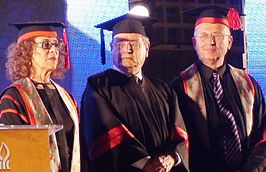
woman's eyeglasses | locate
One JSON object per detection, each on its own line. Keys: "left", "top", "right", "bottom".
{"left": 34, "top": 39, "right": 65, "bottom": 50}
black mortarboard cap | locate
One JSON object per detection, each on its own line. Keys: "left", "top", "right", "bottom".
{"left": 183, "top": 5, "right": 242, "bottom": 30}
{"left": 11, "top": 21, "right": 70, "bottom": 70}
{"left": 11, "top": 21, "right": 66, "bottom": 43}
{"left": 95, "top": 13, "right": 156, "bottom": 64}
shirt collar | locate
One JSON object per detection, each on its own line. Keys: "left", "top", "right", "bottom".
{"left": 112, "top": 65, "right": 143, "bottom": 80}
{"left": 31, "top": 79, "right": 55, "bottom": 89}
{"left": 197, "top": 60, "right": 227, "bottom": 81}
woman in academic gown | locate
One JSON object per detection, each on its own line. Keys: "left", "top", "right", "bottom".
{"left": 0, "top": 22, "right": 80, "bottom": 172}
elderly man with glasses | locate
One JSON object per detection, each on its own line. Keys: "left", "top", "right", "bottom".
{"left": 170, "top": 5, "right": 266, "bottom": 172}
{"left": 80, "top": 14, "right": 189, "bottom": 172}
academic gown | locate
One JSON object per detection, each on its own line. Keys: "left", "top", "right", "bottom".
{"left": 0, "top": 82, "right": 75, "bottom": 172}
{"left": 170, "top": 61, "right": 266, "bottom": 172}
{"left": 80, "top": 69, "right": 188, "bottom": 172}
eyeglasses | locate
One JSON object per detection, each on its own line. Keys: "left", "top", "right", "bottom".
{"left": 34, "top": 39, "right": 65, "bottom": 50}
{"left": 194, "top": 33, "right": 230, "bottom": 42}
{"left": 116, "top": 41, "right": 140, "bottom": 49}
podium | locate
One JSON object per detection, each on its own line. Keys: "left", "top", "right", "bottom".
{"left": 0, "top": 125, "right": 63, "bottom": 172}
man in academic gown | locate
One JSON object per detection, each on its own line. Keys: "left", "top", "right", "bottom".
{"left": 80, "top": 14, "right": 188, "bottom": 172}
{"left": 170, "top": 5, "right": 266, "bottom": 172}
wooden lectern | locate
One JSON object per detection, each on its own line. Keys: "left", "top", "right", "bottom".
{"left": 0, "top": 125, "right": 63, "bottom": 172}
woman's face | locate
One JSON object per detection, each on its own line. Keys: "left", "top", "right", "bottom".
{"left": 31, "top": 36, "right": 61, "bottom": 74}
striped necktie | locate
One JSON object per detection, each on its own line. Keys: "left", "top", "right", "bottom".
{"left": 211, "top": 72, "right": 242, "bottom": 163}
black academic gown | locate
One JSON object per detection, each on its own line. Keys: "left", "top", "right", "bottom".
{"left": 170, "top": 61, "right": 266, "bottom": 172}
{"left": 80, "top": 69, "right": 188, "bottom": 172}
{"left": 0, "top": 83, "right": 75, "bottom": 172}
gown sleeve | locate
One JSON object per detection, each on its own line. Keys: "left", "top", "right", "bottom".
{"left": 0, "top": 87, "right": 29, "bottom": 125}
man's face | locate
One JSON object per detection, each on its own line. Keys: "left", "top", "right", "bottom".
{"left": 111, "top": 33, "right": 149, "bottom": 75}
{"left": 192, "top": 23, "right": 233, "bottom": 69}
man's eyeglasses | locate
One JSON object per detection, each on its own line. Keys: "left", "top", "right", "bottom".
{"left": 194, "top": 33, "right": 230, "bottom": 42}
{"left": 116, "top": 41, "right": 140, "bottom": 49}
{"left": 34, "top": 39, "right": 65, "bottom": 50}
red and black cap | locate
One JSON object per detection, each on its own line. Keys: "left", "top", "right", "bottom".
{"left": 12, "top": 21, "right": 65, "bottom": 43}
{"left": 183, "top": 5, "right": 243, "bottom": 30}
{"left": 95, "top": 13, "right": 156, "bottom": 64}
{"left": 11, "top": 21, "right": 70, "bottom": 70}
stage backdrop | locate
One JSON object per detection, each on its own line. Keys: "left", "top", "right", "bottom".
{"left": 0, "top": 0, "right": 265, "bottom": 106}
{"left": 66, "top": 0, "right": 128, "bottom": 105}
{"left": 246, "top": 0, "right": 266, "bottom": 97}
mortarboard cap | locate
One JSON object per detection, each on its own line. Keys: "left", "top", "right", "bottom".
{"left": 12, "top": 21, "right": 65, "bottom": 43}
{"left": 11, "top": 21, "right": 70, "bottom": 70}
{"left": 183, "top": 5, "right": 242, "bottom": 30}
{"left": 95, "top": 13, "right": 156, "bottom": 64}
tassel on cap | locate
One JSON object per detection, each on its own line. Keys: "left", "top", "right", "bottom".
{"left": 63, "top": 27, "right": 70, "bottom": 70}
{"left": 227, "top": 8, "right": 242, "bottom": 30}
{"left": 100, "top": 28, "right": 106, "bottom": 65}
